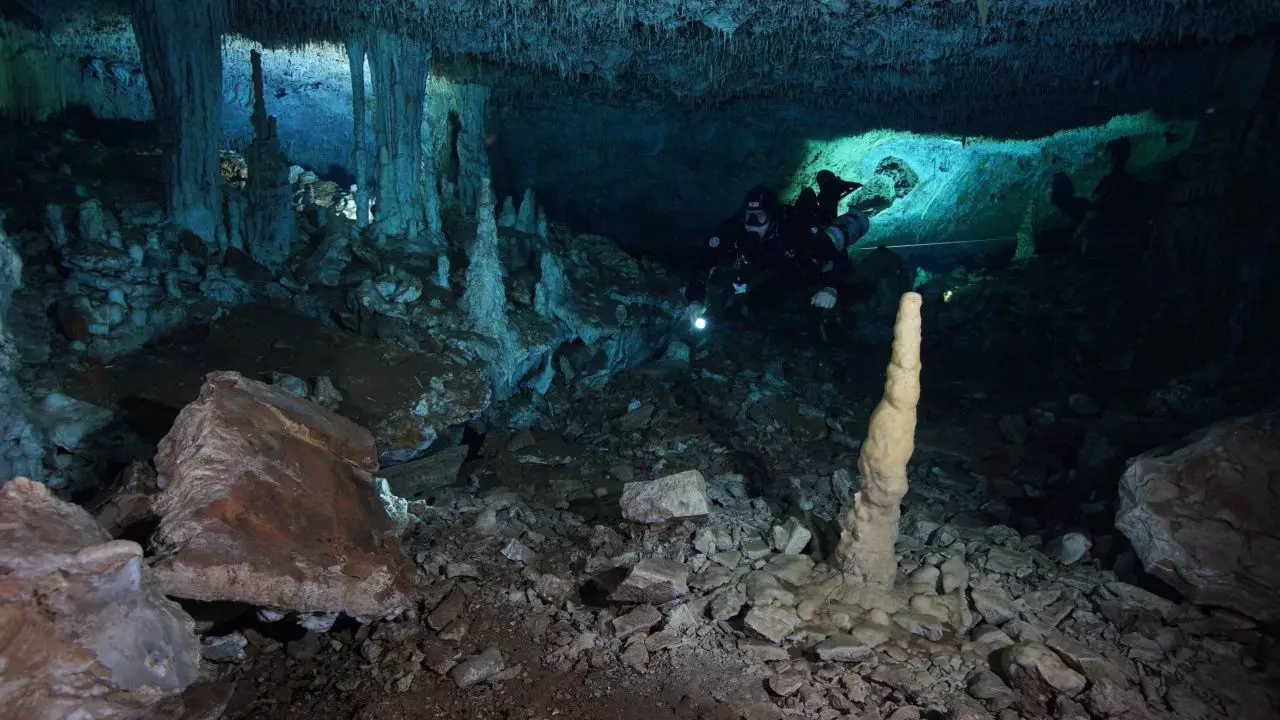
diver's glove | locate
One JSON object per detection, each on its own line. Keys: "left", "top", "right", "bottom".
{"left": 810, "top": 287, "right": 838, "bottom": 310}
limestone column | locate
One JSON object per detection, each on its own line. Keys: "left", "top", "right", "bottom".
{"left": 455, "top": 84, "right": 491, "bottom": 216}
{"left": 243, "top": 50, "right": 294, "bottom": 274}
{"left": 366, "top": 30, "right": 431, "bottom": 251}
{"left": 131, "top": 0, "right": 226, "bottom": 246}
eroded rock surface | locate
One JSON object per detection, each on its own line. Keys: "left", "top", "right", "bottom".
{"left": 0, "top": 477, "right": 199, "bottom": 719}
{"left": 149, "top": 371, "right": 416, "bottom": 618}
{"left": 1116, "top": 410, "right": 1280, "bottom": 622}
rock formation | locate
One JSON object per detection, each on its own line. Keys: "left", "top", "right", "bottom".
{"left": 0, "top": 477, "right": 200, "bottom": 719}
{"left": 835, "top": 292, "right": 923, "bottom": 587}
{"left": 1116, "top": 409, "right": 1280, "bottom": 622}
{"left": 148, "top": 371, "right": 416, "bottom": 619}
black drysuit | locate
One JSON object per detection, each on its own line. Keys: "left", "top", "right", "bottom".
{"left": 686, "top": 208, "right": 849, "bottom": 309}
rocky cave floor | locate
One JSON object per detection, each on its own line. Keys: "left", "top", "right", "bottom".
{"left": 7, "top": 119, "right": 1280, "bottom": 720}
{"left": 59, "top": 264, "right": 1280, "bottom": 720}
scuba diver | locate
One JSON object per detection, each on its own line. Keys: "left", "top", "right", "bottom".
{"left": 815, "top": 170, "right": 863, "bottom": 224}
{"left": 684, "top": 184, "right": 871, "bottom": 335}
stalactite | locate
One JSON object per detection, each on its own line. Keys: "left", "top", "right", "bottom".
{"left": 366, "top": 30, "right": 431, "bottom": 251}
{"left": 242, "top": 49, "right": 295, "bottom": 275}
{"left": 132, "top": 0, "right": 226, "bottom": 246}
{"left": 346, "top": 39, "right": 370, "bottom": 229}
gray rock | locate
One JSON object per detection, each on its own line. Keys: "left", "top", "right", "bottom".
{"left": 709, "top": 584, "right": 747, "bottom": 620}
{"left": 738, "top": 638, "right": 789, "bottom": 662}
{"left": 771, "top": 517, "right": 812, "bottom": 555}
{"left": 814, "top": 626, "right": 887, "bottom": 662}
{"left": 767, "top": 672, "right": 806, "bottom": 696}
{"left": 612, "top": 605, "right": 662, "bottom": 639}
{"left": 620, "top": 470, "right": 709, "bottom": 523}
{"left": 893, "top": 612, "right": 946, "bottom": 641}
{"left": 984, "top": 547, "right": 1034, "bottom": 577}
{"left": 376, "top": 445, "right": 469, "bottom": 500}
{"left": 741, "top": 538, "right": 772, "bottom": 560}
{"left": 1045, "top": 532, "right": 1091, "bottom": 565}
{"left": 449, "top": 647, "right": 505, "bottom": 688}
{"left": 970, "top": 585, "right": 1017, "bottom": 625}
{"left": 609, "top": 558, "right": 689, "bottom": 604}
{"left": 201, "top": 633, "right": 247, "bottom": 663}
{"left": 500, "top": 539, "right": 536, "bottom": 565}
{"left": 763, "top": 553, "right": 814, "bottom": 586}
{"left": 744, "top": 605, "right": 799, "bottom": 644}
{"left": 997, "top": 642, "right": 1086, "bottom": 712}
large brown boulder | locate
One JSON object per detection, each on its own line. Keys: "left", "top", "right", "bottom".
{"left": 0, "top": 477, "right": 200, "bottom": 719}
{"left": 149, "top": 371, "right": 415, "bottom": 619}
{"left": 1115, "top": 410, "right": 1280, "bottom": 622}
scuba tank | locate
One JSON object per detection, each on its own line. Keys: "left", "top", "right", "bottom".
{"left": 823, "top": 209, "right": 870, "bottom": 251}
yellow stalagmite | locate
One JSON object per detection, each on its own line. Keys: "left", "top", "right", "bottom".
{"left": 835, "top": 292, "right": 923, "bottom": 588}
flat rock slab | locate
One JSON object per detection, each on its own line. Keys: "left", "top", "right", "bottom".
{"left": 149, "top": 371, "right": 415, "bottom": 618}
{"left": 0, "top": 477, "right": 200, "bottom": 719}
{"left": 1116, "top": 410, "right": 1280, "bottom": 623}
{"left": 620, "top": 470, "right": 710, "bottom": 524}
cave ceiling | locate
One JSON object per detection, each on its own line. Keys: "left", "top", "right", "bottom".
{"left": 10, "top": 0, "right": 1280, "bottom": 135}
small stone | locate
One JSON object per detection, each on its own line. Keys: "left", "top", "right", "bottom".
{"left": 739, "top": 638, "right": 790, "bottom": 662}
{"left": 428, "top": 587, "right": 466, "bottom": 630}
{"left": 439, "top": 619, "right": 469, "bottom": 643}
{"left": 612, "top": 605, "right": 662, "bottom": 639}
{"left": 449, "top": 647, "right": 505, "bottom": 688}
{"left": 620, "top": 641, "right": 650, "bottom": 670}
{"left": 814, "top": 626, "right": 887, "bottom": 662}
{"left": 501, "top": 539, "right": 536, "bottom": 565}
{"left": 711, "top": 550, "right": 742, "bottom": 568}
{"left": 768, "top": 672, "right": 806, "bottom": 696}
{"left": 201, "top": 633, "right": 247, "bottom": 663}
{"left": 610, "top": 558, "right": 689, "bottom": 604}
{"left": 744, "top": 605, "right": 800, "bottom": 644}
{"left": 771, "top": 517, "right": 812, "bottom": 555}
{"left": 998, "top": 642, "right": 1086, "bottom": 711}
{"left": 1044, "top": 532, "right": 1091, "bottom": 565}
{"left": 446, "top": 562, "right": 480, "bottom": 579}
{"left": 620, "top": 470, "right": 710, "bottom": 524}
{"left": 710, "top": 585, "right": 747, "bottom": 620}
{"left": 892, "top": 612, "right": 945, "bottom": 641}
{"left": 422, "top": 643, "right": 457, "bottom": 675}
{"left": 970, "top": 585, "right": 1017, "bottom": 625}
{"left": 764, "top": 553, "right": 814, "bottom": 586}
{"left": 741, "top": 538, "right": 772, "bottom": 560}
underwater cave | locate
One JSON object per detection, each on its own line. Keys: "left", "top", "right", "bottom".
{"left": 1, "top": 1, "right": 1279, "bottom": 718}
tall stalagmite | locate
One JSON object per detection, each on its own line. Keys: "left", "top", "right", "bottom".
{"left": 835, "top": 292, "right": 923, "bottom": 588}
{"left": 131, "top": 0, "right": 225, "bottom": 246}
{"left": 366, "top": 31, "right": 431, "bottom": 250}
{"left": 243, "top": 50, "right": 295, "bottom": 274}
{"left": 462, "top": 178, "right": 511, "bottom": 342}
